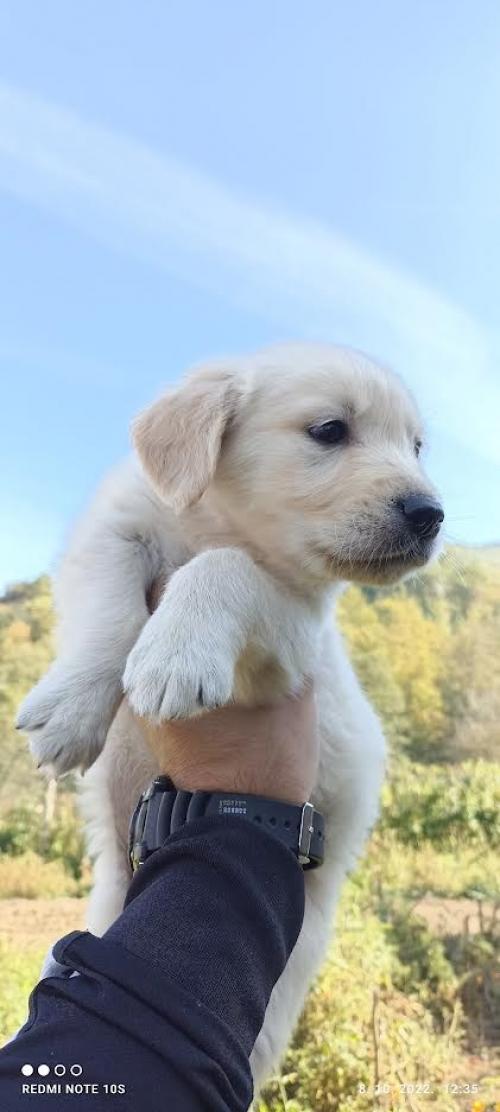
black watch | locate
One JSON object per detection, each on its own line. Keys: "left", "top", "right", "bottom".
{"left": 129, "top": 775, "right": 325, "bottom": 872}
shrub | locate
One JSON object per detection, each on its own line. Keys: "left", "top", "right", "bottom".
{"left": 0, "top": 851, "right": 77, "bottom": 898}
{"left": 0, "top": 806, "right": 40, "bottom": 857}
{"left": 259, "top": 884, "right": 462, "bottom": 1112}
{"left": 363, "top": 832, "right": 499, "bottom": 900}
{"left": 0, "top": 797, "right": 87, "bottom": 882}
{"left": 380, "top": 758, "right": 500, "bottom": 849}
{"left": 44, "top": 800, "right": 87, "bottom": 880}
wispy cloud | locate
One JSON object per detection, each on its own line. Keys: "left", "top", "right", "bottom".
{"left": 0, "top": 81, "right": 498, "bottom": 464}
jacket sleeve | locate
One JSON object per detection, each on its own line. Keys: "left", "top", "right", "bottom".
{"left": 0, "top": 814, "right": 305, "bottom": 1111}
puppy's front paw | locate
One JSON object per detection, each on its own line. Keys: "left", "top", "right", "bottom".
{"left": 123, "top": 618, "right": 235, "bottom": 721}
{"left": 17, "top": 666, "right": 120, "bottom": 775}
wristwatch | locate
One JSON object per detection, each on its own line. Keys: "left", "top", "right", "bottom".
{"left": 129, "top": 775, "right": 325, "bottom": 872}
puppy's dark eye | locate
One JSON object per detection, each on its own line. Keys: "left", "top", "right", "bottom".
{"left": 414, "top": 438, "right": 422, "bottom": 458}
{"left": 307, "top": 419, "right": 349, "bottom": 446}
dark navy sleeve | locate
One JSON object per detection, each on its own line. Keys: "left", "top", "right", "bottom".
{"left": 0, "top": 815, "right": 305, "bottom": 1111}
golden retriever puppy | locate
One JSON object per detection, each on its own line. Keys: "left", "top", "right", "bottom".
{"left": 18, "top": 343, "right": 444, "bottom": 1092}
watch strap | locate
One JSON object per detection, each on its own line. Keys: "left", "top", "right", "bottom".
{"left": 129, "top": 775, "right": 324, "bottom": 871}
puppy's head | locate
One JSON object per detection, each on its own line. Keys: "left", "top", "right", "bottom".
{"left": 133, "top": 344, "right": 444, "bottom": 587}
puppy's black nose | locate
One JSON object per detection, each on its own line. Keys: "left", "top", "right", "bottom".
{"left": 398, "top": 494, "right": 444, "bottom": 538}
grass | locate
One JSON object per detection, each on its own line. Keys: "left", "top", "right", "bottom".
{"left": 363, "top": 833, "right": 499, "bottom": 901}
{"left": 0, "top": 943, "right": 45, "bottom": 1043}
{"left": 258, "top": 837, "right": 500, "bottom": 1111}
{"left": 0, "top": 851, "right": 78, "bottom": 898}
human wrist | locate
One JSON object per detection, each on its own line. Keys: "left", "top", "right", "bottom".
{"left": 139, "top": 685, "right": 319, "bottom": 810}
{"left": 160, "top": 766, "right": 309, "bottom": 806}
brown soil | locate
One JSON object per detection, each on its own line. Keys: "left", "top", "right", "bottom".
{"left": 413, "top": 895, "right": 498, "bottom": 937}
{"left": 0, "top": 897, "right": 86, "bottom": 951}
{"left": 0, "top": 893, "right": 496, "bottom": 950}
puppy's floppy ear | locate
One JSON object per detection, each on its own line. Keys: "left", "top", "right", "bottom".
{"left": 132, "top": 365, "right": 243, "bottom": 511}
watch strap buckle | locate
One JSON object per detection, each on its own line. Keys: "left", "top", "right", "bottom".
{"left": 298, "top": 801, "right": 315, "bottom": 865}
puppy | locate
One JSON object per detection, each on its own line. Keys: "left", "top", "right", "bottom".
{"left": 18, "top": 343, "right": 443, "bottom": 1092}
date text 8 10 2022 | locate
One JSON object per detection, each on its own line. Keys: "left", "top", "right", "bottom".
{"left": 357, "top": 1081, "right": 488, "bottom": 1101}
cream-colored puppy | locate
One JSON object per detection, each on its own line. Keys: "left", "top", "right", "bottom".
{"left": 18, "top": 343, "right": 443, "bottom": 1093}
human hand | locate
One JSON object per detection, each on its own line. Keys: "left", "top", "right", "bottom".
{"left": 137, "top": 685, "right": 318, "bottom": 805}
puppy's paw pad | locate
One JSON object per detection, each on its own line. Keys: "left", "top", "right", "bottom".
{"left": 18, "top": 669, "right": 117, "bottom": 776}
{"left": 28, "top": 720, "right": 107, "bottom": 777}
{"left": 17, "top": 679, "right": 64, "bottom": 733}
{"left": 162, "top": 657, "right": 234, "bottom": 719}
{"left": 124, "top": 641, "right": 234, "bottom": 721}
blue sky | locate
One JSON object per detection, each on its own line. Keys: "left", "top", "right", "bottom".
{"left": 1, "top": 1, "right": 499, "bottom": 589}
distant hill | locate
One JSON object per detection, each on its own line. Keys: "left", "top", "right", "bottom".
{"left": 471, "top": 543, "right": 500, "bottom": 564}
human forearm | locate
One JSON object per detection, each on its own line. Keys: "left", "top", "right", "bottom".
{"left": 0, "top": 816, "right": 304, "bottom": 1112}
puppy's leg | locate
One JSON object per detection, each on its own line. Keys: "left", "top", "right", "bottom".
{"left": 17, "top": 515, "right": 153, "bottom": 775}
{"left": 124, "top": 547, "right": 316, "bottom": 721}
{"left": 86, "top": 835, "right": 131, "bottom": 936}
{"left": 250, "top": 877, "right": 334, "bottom": 1093}
{"left": 82, "top": 703, "right": 158, "bottom": 933}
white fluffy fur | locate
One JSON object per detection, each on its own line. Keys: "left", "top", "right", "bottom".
{"left": 18, "top": 343, "right": 442, "bottom": 1094}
